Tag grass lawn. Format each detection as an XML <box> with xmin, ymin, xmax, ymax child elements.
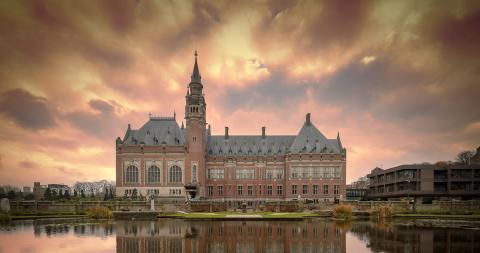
<box><xmin>162</xmin><ymin>212</ymin><xmax>321</xmax><ymax>219</ymax></box>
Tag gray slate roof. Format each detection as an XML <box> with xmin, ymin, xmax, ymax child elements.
<box><xmin>122</xmin><ymin>117</ymin><xmax>185</xmax><ymax>146</ymax></box>
<box><xmin>121</xmin><ymin>117</ymin><xmax>343</xmax><ymax>155</ymax></box>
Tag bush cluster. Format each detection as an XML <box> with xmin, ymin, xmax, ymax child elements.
<box><xmin>332</xmin><ymin>204</ymin><xmax>353</xmax><ymax>220</ymax></box>
<box><xmin>371</xmin><ymin>204</ymin><xmax>393</xmax><ymax>219</ymax></box>
<box><xmin>86</xmin><ymin>206</ymin><xmax>113</xmax><ymax>219</ymax></box>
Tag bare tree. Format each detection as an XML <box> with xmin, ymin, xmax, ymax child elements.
<box><xmin>456</xmin><ymin>150</ymin><xmax>474</xmax><ymax>164</ymax></box>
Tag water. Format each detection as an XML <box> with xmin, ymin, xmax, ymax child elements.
<box><xmin>0</xmin><ymin>218</ymin><xmax>479</xmax><ymax>253</ymax></box>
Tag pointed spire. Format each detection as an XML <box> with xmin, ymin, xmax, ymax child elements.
<box><xmin>337</xmin><ymin>131</ymin><xmax>343</xmax><ymax>150</ymax></box>
<box><xmin>181</xmin><ymin>121</ymin><xmax>184</xmax><ymax>129</ymax></box>
<box><xmin>174</xmin><ymin>109</ymin><xmax>176</xmax><ymax>119</ymax></box>
<box><xmin>191</xmin><ymin>50</ymin><xmax>201</xmax><ymax>83</ymax></box>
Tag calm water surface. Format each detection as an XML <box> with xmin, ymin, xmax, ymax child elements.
<box><xmin>0</xmin><ymin>218</ymin><xmax>479</xmax><ymax>253</ymax></box>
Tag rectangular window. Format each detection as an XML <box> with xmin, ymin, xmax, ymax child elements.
<box><xmin>207</xmin><ymin>186</ymin><xmax>213</xmax><ymax>196</ymax></box>
<box><xmin>277</xmin><ymin>185</ymin><xmax>283</xmax><ymax>195</ymax></box>
<box><xmin>302</xmin><ymin>168</ymin><xmax>308</xmax><ymax>179</ymax></box>
<box><xmin>312</xmin><ymin>168</ymin><xmax>320</xmax><ymax>179</ymax></box>
<box><xmin>323</xmin><ymin>185</ymin><xmax>329</xmax><ymax>195</ymax></box>
<box><xmin>248</xmin><ymin>185</ymin><xmax>253</xmax><ymax>196</ymax></box>
<box><xmin>237</xmin><ymin>185</ymin><xmax>243</xmax><ymax>196</ymax></box>
<box><xmin>291</xmin><ymin>168</ymin><xmax>298</xmax><ymax>179</ymax></box>
<box><xmin>334</xmin><ymin>168</ymin><xmax>341</xmax><ymax>179</ymax></box>
<box><xmin>313</xmin><ymin>185</ymin><xmax>319</xmax><ymax>194</ymax></box>
<box><xmin>192</xmin><ymin>165</ymin><xmax>197</xmax><ymax>182</ymax></box>
<box><xmin>207</xmin><ymin>168</ymin><xmax>224</xmax><ymax>180</ymax></box>
<box><xmin>267</xmin><ymin>185</ymin><xmax>273</xmax><ymax>195</ymax></box>
<box><xmin>265</xmin><ymin>169</ymin><xmax>284</xmax><ymax>180</ymax></box>
<box><xmin>334</xmin><ymin>185</ymin><xmax>340</xmax><ymax>195</ymax></box>
<box><xmin>236</xmin><ymin>169</ymin><xmax>255</xmax><ymax>180</ymax></box>
<box><xmin>291</xmin><ymin>185</ymin><xmax>297</xmax><ymax>195</ymax></box>
<box><xmin>302</xmin><ymin>185</ymin><xmax>308</xmax><ymax>194</ymax></box>
<box><xmin>218</xmin><ymin>186</ymin><xmax>223</xmax><ymax>196</ymax></box>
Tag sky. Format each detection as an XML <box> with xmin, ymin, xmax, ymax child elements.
<box><xmin>0</xmin><ymin>0</ymin><xmax>479</xmax><ymax>187</ymax></box>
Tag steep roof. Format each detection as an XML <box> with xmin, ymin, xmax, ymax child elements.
<box><xmin>207</xmin><ymin>135</ymin><xmax>295</xmax><ymax>156</ymax></box>
<box><xmin>289</xmin><ymin>114</ymin><xmax>341</xmax><ymax>154</ymax></box>
<box><xmin>122</xmin><ymin>117</ymin><xmax>185</xmax><ymax>146</ymax></box>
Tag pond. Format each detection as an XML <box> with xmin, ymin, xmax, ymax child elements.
<box><xmin>0</xmin><ymin>218</ymin><xmax>479</xmax><ymax>252</ymax></box>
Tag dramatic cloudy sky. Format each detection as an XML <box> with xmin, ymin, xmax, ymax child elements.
<box><xmin>0</xmin><ymin>0</ymin><xmax>479</xmax><ymax>187</ymax></box>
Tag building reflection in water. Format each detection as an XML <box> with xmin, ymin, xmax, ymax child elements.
<box><xmin>23</xmin><ymin>219</ymin><xmax>480</xmax><ymax>253</ymax></box>
<box><xmin>115</xmin><ymin>220</ymin><xmax>346</xmax><ymax>253</ymax></box>
<box><xmin>349</xmin><ymin>221</ymin><xmax>480</xmax><ymax>253</ymax></box>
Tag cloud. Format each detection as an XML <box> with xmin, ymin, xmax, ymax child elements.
<box><xmin>65</xmin><ymin>99</ymin><xmax>119</xmax><ymax>138</ymax></box>
<box><xmin>0</xmin><ymin>88</ymin><xmax>56</xmax><ymax>130</ymax></box>
<box><xmin>18</xmin><ymin>160</ymin><xmax>38</xmax><ymax>170</ymax></box>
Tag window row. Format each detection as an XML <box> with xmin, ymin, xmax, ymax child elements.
<box><xmin>207</xmin><ymin>168</ymin><xmax>284</xmax><ymax>180</ymax></box>
<box><xmin>124</xmin><ymin>165</ymin><xmax>182</xmax><ymax>183</ymax></box>
<box><xmin>291</xmin><ymin>184</ymin><xmax>340</xmax><ymax>195</ymax></box>
<box><xmin>290</xmin><ymin>167</ymin><xmax>341</xmax><ymax>179</ymax></box>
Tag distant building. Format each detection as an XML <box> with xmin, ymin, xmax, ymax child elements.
<box><xmin>346</xmin><ymin>177</ymin><xmax>369</xmax><ymax>200</ymax></box>
<box><xmin>33</xmin><ymin>182</ymin><xmax>46</xmax><ymax>200</ymax></box>
<box><xmin>22</xmin><ymin>186</ymin><xmax>32</xmax><ymax>193</ymax></box>
<box><xmin>367</xmin><ymin>163</ymin><xmax>480</xmax><ymax>202</ymax></box>
<box><xmin>48</xmin><ymin>184</ymin><xmax>70</xmax><ymax>195</ymax></box>
<box><xmin>470</xmin><ymin>146</ymin><xmax>480</xmax><ymax>165</ymax></box>
<box><xmin>115</xmin><ymin>52</ymin><xmax>347</xmax><ymax>207</ymax></box>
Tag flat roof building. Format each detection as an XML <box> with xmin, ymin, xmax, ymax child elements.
<box><xmin>367</xmin><ymin>163</ymin><xmax>480</xmax><ymax>202</ymax></box>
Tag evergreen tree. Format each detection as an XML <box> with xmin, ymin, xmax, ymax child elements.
<box><xmin>51</xmin><ymin>189</ymin><xmax>58</xmax><ymax>200</ymax></box>
<box><xmin>132</xmin><ymin>189</ymin><xmax>138</xmax><ymax>199</ymax></box>
<box><xmin>109</xmin><ymin>188</ymin><xmax>114</xmax><ymax>200</ymax></box>
<box><xmin>103</xmin><ymin>190</ymin><xmax>108</xmax><ymax>201</ymax></box>
<box><xmin>64</xmin><ymin>190</ymin><xmax>71</xmax><ymax>200</ymax></box>
<box><xmin>80</xmin><ymin>189</ymin><xmax>86</xmax><ymax>199</ymax></box>
<box><xmin>59</xmin><ymin>189</ymin><xmax>64</xmax><ymax>200</ymax></box>
<box><xmin>73</xmin><ymin>190</ymin><xmax>78</xmax><ymax>198</ymax></box>
<box><xmin>7</xmin><ymin>190</ymin><xmax>16</xmax><ymax>200</ymax></box>
<box><xmin>44</xmin><ymin>188</ymin><xmax>52</xmax><ymax>200</ymax></box>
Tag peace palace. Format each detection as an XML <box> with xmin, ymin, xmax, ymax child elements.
<box><xmin>115</xmin><ymin>52</ymin><xmax>347</xmax><ymax>207</ymax></box>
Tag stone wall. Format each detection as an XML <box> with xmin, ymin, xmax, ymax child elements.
<box><xmin>189</xmin><ymin>202</ymin><xmax>227</xmax><ymax>212</ymax></box>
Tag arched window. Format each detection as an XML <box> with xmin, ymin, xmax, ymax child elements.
<box><xmin>169</xmin><ymin>165</ymin><xmax>182</xmax><ymax>183</ymax></box>
<box><xmin>125</xmin><ymin>165</ymin><xmax>138</xmax><ymax>183</ymax></box>
<box><xmin>192</xmin><ymin>165</ymin><xmax>197</xmax><ymax>182</ymax></box>
<box><xmin>148</xmin><ymin>165</ymin><xmax>161</xmax><ymax>183</ymax></box>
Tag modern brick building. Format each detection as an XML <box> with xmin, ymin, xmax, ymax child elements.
<box><xmin>115</xmin><ymin>52</ymin><xmax>346</xmax><ymax>206</ymax></box>
<box><xmin>367</xmin><ymin>163</ymin><xmax>480</xmax><ymax>202</ymax></box>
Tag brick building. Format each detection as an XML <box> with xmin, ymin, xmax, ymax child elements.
<box><xmin>115</xmin><ymin>52</ymin><xmax>347</xmax><ymax>206</ymax></box>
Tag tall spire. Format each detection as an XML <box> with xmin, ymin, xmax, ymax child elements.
<box><xmin>191</xmin><ymin>50</ymin><xmax>201</xmax><ymax>83</ymax></box>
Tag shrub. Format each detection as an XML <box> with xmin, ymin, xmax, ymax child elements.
<box><xmin>332</xmin><ymin>204</ymin><xmax>353</xmax><ymax>220</ymax></box>
<box><xmin>0</xmin><ymin>212</ymin><xmax>12</xmax><ymax>223</ymax></box>
<box><xmin>86</xmin><ymin>206</ymin><xmax>112</xmax><ymax>219</ymax></box>
<box><xmin>371</xmin><ymin>204</ymin><xmax>393</xmax><ymax>219</ymax></box>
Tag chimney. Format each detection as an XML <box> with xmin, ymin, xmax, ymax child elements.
<box><xmin>262</xmin><ymin>126</ymin><xmax>266</xmax><ymax>139</ymax></box>
<box><xmin>306</xmin><ymin>113</ymin><xmax>311</xmax><ymax>125</ymax></box>
<box><xmin>225</xmin><ymin>127</ymin><xmax>229</xmax><ymax>139</ymax></box>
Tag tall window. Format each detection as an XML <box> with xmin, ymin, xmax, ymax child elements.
<box><xmin>169</xmin><ymin>165</ymin><xmax>182</xmax><ymax>183</ymax></box>
<box><xmin>291</xmin><ymin>168</ymin><xmax>298</xmax><ymax>179</ymax></box>
<box><xmin>313</xmin><ymin>185</ymin><xmax>319</xmax><ymax>194</ymax></box>
<box><xmin>192</xmin><ymin>165</ymin><xmax>197</xmax><ymax>182</ymax></box>
<box><xmin>302</xmin><ymin>168</ymin><xmax>309</xmax><ymax>179</ymax></box>
<box><xmin>248</xmin><ymin>186</ymin><xmax>253</xmax><ymax>195</ymax></box>
<box><xmin>277</xmin><ymin>185</ymin><xmax>283</xmax><ymax>195</ymax></box>
<box><xmin>267</xmin><ymin>185</ymin><xmax>273</xmax><ymax>195</ymax></box>
<box><xmin>208</xmin><ymin>168</ymin><xmax>224</xmax><ymax>179</ymax></box>
<box><xmin>125</xmin><ymin>165</ymin><xmax>138</xmax><ymax>183</ymax></box>
<box><xmin>237</xmin><ymin>186</ymin><xmax>243</xmax><ymax>196</ymax></box>
<box><xmin>236</xmin><ymin>169</ymin><xmax>255</xmax><ymax>180</ymax></box>
<box><xmin>207</xmin><ymin>186</ymin><xmax>213</xmax><ymax>196</ymax></box>
<box><xmin>334</xmin><ymin>185</ymin><xmax>340</xmax><ymax>195</ymax></box>
<box><xmin>302</xmin><ymin>185</ymin><xmax>308</xmax><ymax>194</ymax></box>
<box><xmin>218</xmin><ymin>186</ymin><xmax>223</xmax><ymax>196</ymax></box>
<box><xmin>148</xmin><ymin>165</ymin><xmax>161</xmax><ymax>183</ymax></box>
<box><xmin>265</xmin><ymin>169</ymin><xmax>283</xmax><ymax>180</ymax></box>
<box><xmin>291</xmin><ymin>185</ymin><xmax>297</xmax><ymax>195</ymax></box>
<box><xmin>323</xmin><ymin>185</ymin><xmax>329</xmax><ymax>195</ymax></box>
